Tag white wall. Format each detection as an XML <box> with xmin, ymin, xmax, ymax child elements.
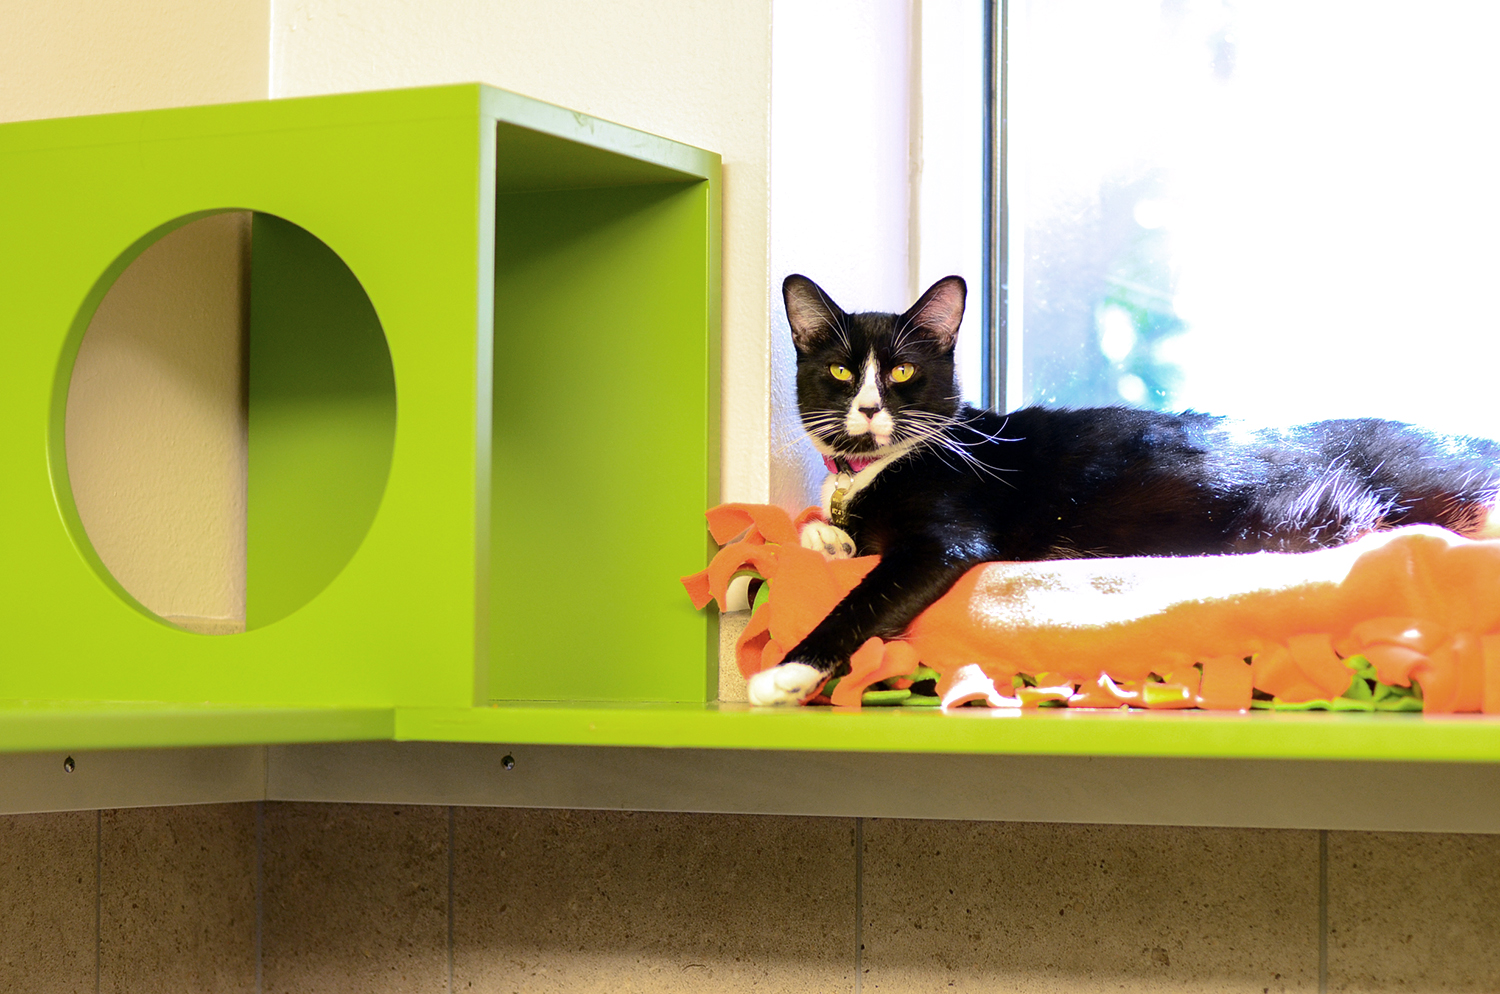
<box><xmin>768</xmin><ymin>0</ymin><xmax>915</xmax><ymax>508</ymax></box>
<box><xmin>767</xmin><ymin>0</ymin><xmax>988</xmax><ymax>505</ymax></box>
<box><xmin>272</xmin><ymin>0</ymin><xmax>774</xmax><ymax>505</ymax></box>
<box><xmin>913</xmin><ymin>0</ymin><xmax>986</xmax><ymax>407</ymax></box>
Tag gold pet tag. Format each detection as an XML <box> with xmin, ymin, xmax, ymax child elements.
<box><xmin>830</xmin><ymin>472</ymin><xmax>853</xmax><ymax>528</ymax></box>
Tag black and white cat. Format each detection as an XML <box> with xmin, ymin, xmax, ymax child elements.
<box><xmin>747</xmin><ymin>273</ymin><xmax>1500</xmax><ymax>706</ymax></box>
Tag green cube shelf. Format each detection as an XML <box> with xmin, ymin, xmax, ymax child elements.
<box><xmin>0</xmin><ymin>84</ymin><xmax>721</xmax><ymax>711</ymax></box>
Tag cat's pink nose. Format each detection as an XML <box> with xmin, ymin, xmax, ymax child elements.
<box><xmin>858</xmin><ymin>405</ymin><xmax>879</xmax><ymax>417</ymax></box>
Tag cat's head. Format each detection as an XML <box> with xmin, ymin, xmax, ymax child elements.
<box><xmin>783</xmin><ymin>274</ymin><xmax>966</xmax><ymax>459</ymax></box>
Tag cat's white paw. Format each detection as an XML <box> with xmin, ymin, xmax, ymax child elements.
<box><xmin>800</xmin><ymin>520</ymin><xmax>856</xmax><ymax>560</ymax></box>
<box><xmin>747</xmin><ymin>662</ymin><xmax>825</xmax><ymax>706</ymax></box>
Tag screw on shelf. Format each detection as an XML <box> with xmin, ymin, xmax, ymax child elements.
<box><xmin>502</xmin><ymin>754</ymin><xmax>516</xmax><ymax>771</ymax></box>
<box><xmin>63</xmin><ymin>756</ymin><xmax>75</xmax><ymax>773</ymax></box>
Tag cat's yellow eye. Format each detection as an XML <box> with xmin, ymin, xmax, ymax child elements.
<box><xmin>829</xmin><ymin>364</ymin><xmax>854</xmax><ymax>381</ymax></box>
<box><xmin>890</xmin><ymin>363</ymin><xmax>916</xmax><ymax>383</ymax></box>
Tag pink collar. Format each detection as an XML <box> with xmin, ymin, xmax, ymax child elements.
<box><xmin>822</xmin><ymin>454</ymin><xmax>879</xmax><ymax>475</ymax></box>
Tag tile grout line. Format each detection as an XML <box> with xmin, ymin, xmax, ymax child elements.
<box><xmin>858</xmin><ymin>815</ymin><xmax>870</xmax><ymax>994</ymax></box>
<box><xmin>94</xmin><ymin>809</ymin><xmax>101</xmax><ymax>994</ymax></box>
<box><xmin>256</xmin><ymin>801</ymin><xmax>265</xmax><ymax>994</ymax></box>
<box><xmin>1318</xmin><ymin>829</ymin><xmax>1329</xmax><ymax>994</ymax></box>
<box><xmin>448</xmin><ymin>806</ymin><xmax>456</xmax><ymax>994</ymax></box>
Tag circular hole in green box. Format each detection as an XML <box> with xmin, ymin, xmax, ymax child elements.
<box><xmin>57</xmin><ymin>211</ymin><xmax>396</xmax><ymax>634</ymax></box>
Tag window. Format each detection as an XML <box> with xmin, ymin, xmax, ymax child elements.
<box><xmin>991</xmin><ymin>0</ymin><xmax>1500</xmax><ymax>437</ymax></box>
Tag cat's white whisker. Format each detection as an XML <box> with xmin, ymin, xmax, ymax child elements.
<box><xmin>891</xmin><ymin>415</ymin><xmax>1015</xmax><ymax>485</ymax></box>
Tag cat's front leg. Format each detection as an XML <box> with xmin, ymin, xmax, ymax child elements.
<box><xmin>745</xmin><ymin>660</ymin><xmax>829</xmax><ymax>706</ymax></box>
<box><xmin>746</xmin><ymin>546</ymin><xmax>975</xmax><ymax>705</ymax></box>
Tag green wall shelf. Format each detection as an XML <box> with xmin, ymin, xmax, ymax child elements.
<box><xmin>0</xmin><ymin>700</ymin><xmax>393</xmax><ymax>754</ymax></box>
<box><xmin>3</xmin><ymin>697</ymin><xmax>1500</xmax><ymax>765</ymax></box>
<box><xmin>392</xmin><ymin>702</ymin><xmax>1500</xmax><ymax>763</ymax></box>
<box><xmin>4</xmin><ymin>86</ymin><xmax>1500</xmax><ymax>784</ymax></box>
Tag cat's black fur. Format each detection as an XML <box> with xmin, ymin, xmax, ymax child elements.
<box><xmin>772</xmin><ymin>273</ymin><xmax>1500</xmax><ymax>693</ymax></box>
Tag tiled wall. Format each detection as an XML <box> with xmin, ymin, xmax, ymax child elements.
<box><xmin>2</xmin><ymin>804</ymin><xmax>1497</xmax><ymax>992</ymax></box>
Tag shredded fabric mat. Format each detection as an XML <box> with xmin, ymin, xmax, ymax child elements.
<box><xmin>683</xmin><ymin>503</ymin><xmax>1500</xmax><ymax>713</ymax></box>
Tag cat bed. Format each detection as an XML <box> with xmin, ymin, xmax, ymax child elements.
<box><xmin>682</xmin><ymin>503</ymin><xmax>1500</xmax><ymax>713</ymax></box>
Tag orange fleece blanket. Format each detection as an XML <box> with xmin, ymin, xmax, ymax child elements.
<box><xmin>682</xmin><ymin>503</ymin><xmax>1500</xmax><ymax>712</ymax></box>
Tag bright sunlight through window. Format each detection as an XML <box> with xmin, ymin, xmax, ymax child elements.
<box><xmin>1005</xmin><ymin>0</ymin><xmax>1500</xmax><ymax>437</ymax></box>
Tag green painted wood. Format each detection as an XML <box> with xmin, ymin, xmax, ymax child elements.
<box><xmin>480</xmin><ymin>90</ymin><xmax>718</xmax><ymax>184</ymax></box>
<box><xmin>3</xmin><ymin>87</ymin><xmax>489</xmax><ymax>707</ymax></box>
<box><xmin>0</xmin><ymin>85</ymin><xmax>719</xmax><ymax>725</ymax></box>
<box><xmin>247</xmin><ymin>213</ymin><xmax>397</xmax><ymax>629</ymax></box>
<box><xmin>491</xmin><ymin>120</ymin><xmax>701</xmax><ymax>192</ymax></box>
<box><xmin>5</xmin><ymin>693</ymin><xmax>1500</xmax><ymax>763</ymax></box>
<box><xmin>0</xmin><ymin>700</ymin><xmax>393</xmax><ymax>753</ymax></box>
<box><xmin>488</xmin><ymin>184</ymin><xmax>714</xmax><ymax>702</ymax></box>
<box><xmin>395</xmin><ymin>703</ymin><xmax>1500</xmax><ymax>762</ymax></box>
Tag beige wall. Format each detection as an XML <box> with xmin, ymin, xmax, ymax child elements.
<box><xmin>5</xmin><ymin>803</ymin><xmax>1500</xmax><ymax>992</ymax></box>
<box><xmin>65</xmin><ymin>214</ymin><xmax>251</xmax><ymax>630</ymax></box>
<box><xmin>0</xmin><ymin>0</ymin><xmax>269</xmax><ymax>122</ymax></box>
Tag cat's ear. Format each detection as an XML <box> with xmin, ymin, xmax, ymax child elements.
<box><xmin>901</xmin><ymin>276</ymin><xmax>966</xmax><ymax>351</ymax></box>
<box><xmin>783</xmin><ymin>274</ymin><xmax>847</xmax><ymax>352</ymax></box>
